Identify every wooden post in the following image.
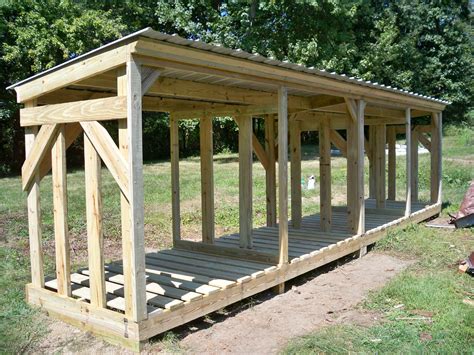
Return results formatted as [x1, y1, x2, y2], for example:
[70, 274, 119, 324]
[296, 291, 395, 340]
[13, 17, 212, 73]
[319, 116, 332, 232]
[430, 112, 442, 204]
[117, 59, 147, 322]
[410, 126, 419, 202]
[405, 108, 412, 217]
[387, 126, 396, 200]
[346, 99, 365, 235]
[278, 87, 289, 265]
[200, 115, 215, 244]
[368, 126, 376, 199]
[84, 134, 105, 308]
[290, 119, 302, 228]
[375, 124, 386, 208]
[170, 113, 181, 244]
[265, 114, 277, 227]
[24, 99, 44, 288]
[52, 124, 71, 296]
[238, 115, 253, 249]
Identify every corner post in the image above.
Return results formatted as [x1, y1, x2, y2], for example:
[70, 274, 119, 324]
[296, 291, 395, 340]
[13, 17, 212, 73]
[290, 117, 302, 228]
[278, 87, 289, 265]
[410, 126, 419, 202]
[430, 112, 442, 204]
[238, 115, 253, 249]
[170, 113, 181, 244]
[200, 114, 215, 244]
[319, 115, 332, 232]
[118, 57, 147, 322]
[265, 114, 277, 227]
[24, 99, 44, 288]
[405, 108, 412, 216]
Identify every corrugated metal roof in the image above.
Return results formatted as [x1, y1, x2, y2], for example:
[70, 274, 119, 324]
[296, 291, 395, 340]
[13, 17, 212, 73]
[7, 27, 450, 105]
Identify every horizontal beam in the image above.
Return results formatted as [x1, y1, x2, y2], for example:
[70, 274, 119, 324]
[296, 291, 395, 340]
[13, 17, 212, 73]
[21, 96, 127, 126]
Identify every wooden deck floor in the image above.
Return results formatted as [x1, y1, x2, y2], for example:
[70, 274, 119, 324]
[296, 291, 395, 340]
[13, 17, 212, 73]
[41, 199, 437, 346]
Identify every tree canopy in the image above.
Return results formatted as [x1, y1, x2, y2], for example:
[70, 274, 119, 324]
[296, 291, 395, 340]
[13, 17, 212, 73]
[0, 0, 472, 175]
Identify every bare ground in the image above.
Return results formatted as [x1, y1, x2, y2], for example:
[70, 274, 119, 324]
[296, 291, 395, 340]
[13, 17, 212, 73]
[33, 252, 413, 354]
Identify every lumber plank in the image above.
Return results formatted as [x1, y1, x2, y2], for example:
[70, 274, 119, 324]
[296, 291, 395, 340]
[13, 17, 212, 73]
[387, 126, 396, 200]
[319, 116, 332, 232]
[410, 123, 419, 202]
[329, 129, 347, 157]
[405, 108, 412, 216]
[20, 96, 127, 126]
[51, 124, 71, 296]
[252, 133, 269, 170]
[430, 112, 442, 204]
[84, 134, 106, 308]
[22, 124, 60, 191]
[375, 124, 386, 208]
[278, 86, 289, 265]
[170, 113, 181, 244]
[417, 131, 431, 152]
[80, 121, 130, 201]
[238, 115, 253, 249]
[290, 119, 302, 228]
[265, 114, 277, 227]
[200, 115, 215, 244]
[24, 100, 44, 288]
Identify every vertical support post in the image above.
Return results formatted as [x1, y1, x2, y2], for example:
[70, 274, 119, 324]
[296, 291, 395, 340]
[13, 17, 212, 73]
[405, 108, 412, 217]
[170, 113, 181, 244]
[52, 124, 71, 296]
[117, 59, 147, 322]
[410, 126, 419, 202]
[24, 99, 44, 288]
[290, 119, 301, 228]
[238, 115, 253, 249]
[200, 115, 215, 244]
[430, 112, 442, 204]
[265, 114, 277, 227]
[319, 116, 332, 232]
[84, 134, 105, 308]
[278, 87, 289, 265]
[387, 126, 396, 200]
[375, 124, 386, 208]
[346, 99, 365, 235]
[368, 126, 376, 199]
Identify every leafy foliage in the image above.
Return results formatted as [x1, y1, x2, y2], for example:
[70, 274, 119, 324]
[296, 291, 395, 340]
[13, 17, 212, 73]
[0, 0, 472, 175]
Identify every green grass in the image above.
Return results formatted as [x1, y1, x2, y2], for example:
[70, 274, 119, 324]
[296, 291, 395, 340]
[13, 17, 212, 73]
[0, 126, 473, 352]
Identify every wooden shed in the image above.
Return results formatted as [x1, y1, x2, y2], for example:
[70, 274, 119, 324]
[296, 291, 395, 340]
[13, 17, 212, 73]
[8, 28, 447, 350]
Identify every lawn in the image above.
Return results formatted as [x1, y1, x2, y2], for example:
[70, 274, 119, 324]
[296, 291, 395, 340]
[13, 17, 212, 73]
[0, 125, 473, 353]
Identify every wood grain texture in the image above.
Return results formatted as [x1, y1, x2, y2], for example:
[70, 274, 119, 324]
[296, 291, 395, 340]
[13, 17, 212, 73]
[278, 87, 289, 265]
[375, 124, 386, 208]
[405, 108, 412, 216]
[290, 119, 302, 228]
[265, 115, 277, 227]
[387, 126, 396, 200]
[319, 116, 332, 232]
[238, 115, 253, 249]
[200, 115, 215, 244]
[170, 113, 181, 244]
[430, 112, 442, 204]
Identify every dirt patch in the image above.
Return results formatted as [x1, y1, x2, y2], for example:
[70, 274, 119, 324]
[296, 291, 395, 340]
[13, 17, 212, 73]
[35, 252, 412, 354]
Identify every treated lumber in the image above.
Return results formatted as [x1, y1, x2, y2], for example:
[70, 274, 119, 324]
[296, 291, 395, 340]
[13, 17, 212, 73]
[200, 115, 215, 244]
[346, 99, 366, 235]
[290, 120, 302, 228]
[22, 124, 60, 191]
[141, 68, 161, 95]
[252, 133, 269, 170]
[410, 124, 419, 202]
[387, 126, 396, 200]
[15, 45, 128, 103]
[170, 113, 181, 244]
[375, 124, 386, 208]
[329, 129, 347, 157]
[278, 86, 289, 265]
[24, 100, 44, 288]
[318, 103, 405, 119]
[417, 131, 431, 152]
[132, 39, 446, 112]
[319, 116, 332, 232]
[38, 122, 82, 180]
[265, 114, 277, 227]
[20, 96, 127, 127]
[368, 126, 376, 199]
[84, 134, 106, 308]
[80, 121, 130, 201]
[405, 108, 412, 216]
[238, 115, 253, 249]
[430, 112, 442, 204]
[51, 124, 71, 297]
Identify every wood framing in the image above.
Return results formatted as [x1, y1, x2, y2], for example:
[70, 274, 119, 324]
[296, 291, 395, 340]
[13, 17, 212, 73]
[10, 28, 447, 351]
